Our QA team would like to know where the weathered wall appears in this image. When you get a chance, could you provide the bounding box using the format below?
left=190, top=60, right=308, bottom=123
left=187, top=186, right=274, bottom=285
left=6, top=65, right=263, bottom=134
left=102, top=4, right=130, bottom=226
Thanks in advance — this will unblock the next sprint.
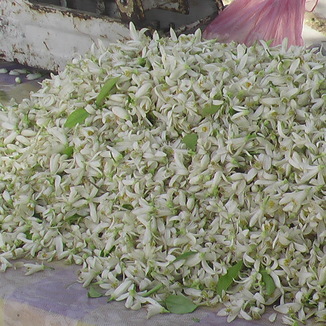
left=0, top=0, right=130, bottom=71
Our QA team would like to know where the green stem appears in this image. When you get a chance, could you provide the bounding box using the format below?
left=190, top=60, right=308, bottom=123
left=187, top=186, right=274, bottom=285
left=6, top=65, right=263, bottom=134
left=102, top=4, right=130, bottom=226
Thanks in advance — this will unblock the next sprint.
left=142, top=283, right=164, bottom=297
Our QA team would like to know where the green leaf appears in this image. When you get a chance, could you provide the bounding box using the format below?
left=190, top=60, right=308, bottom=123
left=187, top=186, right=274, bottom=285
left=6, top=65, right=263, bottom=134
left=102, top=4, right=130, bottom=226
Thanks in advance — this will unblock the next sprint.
left=96, top=76, right=120, bottom=106
left=201, top=104, right=220, bottom=117
left=64, top=108, right=89, bottom=128
left=99, top=249, right=110, bottom=257
left=122, top=204, right=133, bottom=210
left=165, top=295, right=198, bottom=314
left=25, top=231, right=33, bottom=240
left=65, top=214, right=82, bottom=225
left=137, top=57, right=147, bottom=67
left=217, top=261, right=243, bottom=296
left=88, top=285, right=103, bottom=298
left=260, top=269, right=276, bottom=296
left=173, top=251, right=198, bottom=262
left=182, top=133, right=198, bottom=151
left=266, top=39, right=273, bottom=47
left=61, top=145, right=74, bottom=157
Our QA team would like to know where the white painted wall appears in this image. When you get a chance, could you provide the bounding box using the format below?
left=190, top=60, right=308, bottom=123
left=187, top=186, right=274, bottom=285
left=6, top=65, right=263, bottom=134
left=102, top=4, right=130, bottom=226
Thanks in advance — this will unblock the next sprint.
left=0, top=0, right=130, bottom=71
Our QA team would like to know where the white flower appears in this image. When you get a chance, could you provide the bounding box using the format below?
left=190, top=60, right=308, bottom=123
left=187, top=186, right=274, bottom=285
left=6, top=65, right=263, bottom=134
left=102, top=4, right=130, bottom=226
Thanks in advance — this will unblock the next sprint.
left=0, top=24, right=325, bottom=325
left=24, top=263, right=46, bottom=275
left=0, top=256, right=13, bottom=272
left=268, top=313, right=277, bottom=322
left=110, top=279, right=133, bottom=300
left=275, top=303, right=302, bottom=315
left=146, top=302, right=168, bottom=319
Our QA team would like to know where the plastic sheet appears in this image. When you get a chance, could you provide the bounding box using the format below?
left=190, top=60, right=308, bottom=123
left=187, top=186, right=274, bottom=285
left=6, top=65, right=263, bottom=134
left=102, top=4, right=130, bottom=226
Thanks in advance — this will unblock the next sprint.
left=203, top=0, right=319, bottom=46
left=0, top=260, right=302, bottom=326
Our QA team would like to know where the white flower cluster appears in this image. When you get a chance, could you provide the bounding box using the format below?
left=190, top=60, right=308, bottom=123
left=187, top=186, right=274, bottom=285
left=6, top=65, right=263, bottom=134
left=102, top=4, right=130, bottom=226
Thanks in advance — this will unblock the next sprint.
left=0, top=25, right=325, bottom=324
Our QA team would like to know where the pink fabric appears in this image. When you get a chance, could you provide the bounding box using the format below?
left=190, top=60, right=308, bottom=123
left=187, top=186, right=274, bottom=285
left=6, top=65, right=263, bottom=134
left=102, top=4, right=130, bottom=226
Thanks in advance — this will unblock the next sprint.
left=203, top=0, right=319, bottom=47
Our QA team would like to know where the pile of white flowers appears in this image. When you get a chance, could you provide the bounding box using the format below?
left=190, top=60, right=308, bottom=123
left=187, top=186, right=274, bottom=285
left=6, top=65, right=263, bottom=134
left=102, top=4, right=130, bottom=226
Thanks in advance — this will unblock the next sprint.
left=0, top=25, right=325, bottom=324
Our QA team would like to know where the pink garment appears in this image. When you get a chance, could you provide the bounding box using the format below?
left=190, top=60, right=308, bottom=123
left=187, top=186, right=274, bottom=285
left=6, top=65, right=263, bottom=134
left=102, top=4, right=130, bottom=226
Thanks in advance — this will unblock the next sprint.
left=203, top=0, right=319, bottom=46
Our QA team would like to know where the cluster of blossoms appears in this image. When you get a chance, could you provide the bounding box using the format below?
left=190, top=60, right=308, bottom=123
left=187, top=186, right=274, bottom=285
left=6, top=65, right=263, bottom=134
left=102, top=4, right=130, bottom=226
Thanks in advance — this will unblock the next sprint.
left=0, top=25, right=325, bottom=324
